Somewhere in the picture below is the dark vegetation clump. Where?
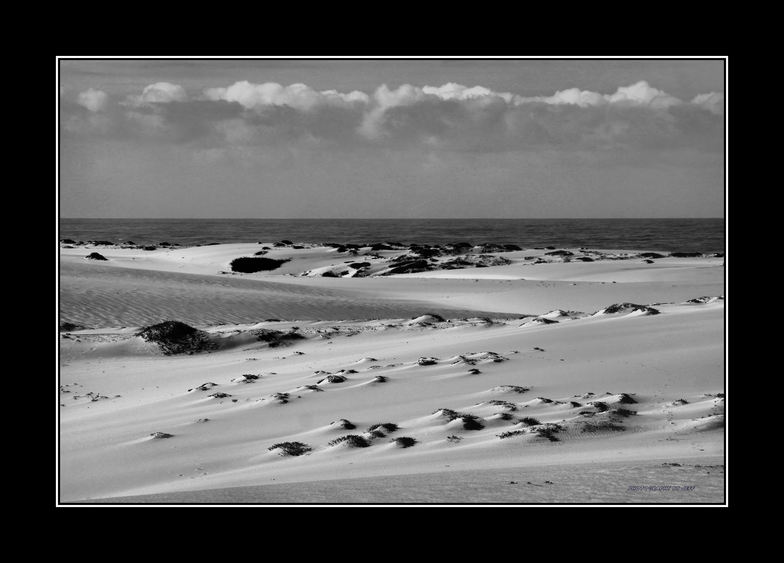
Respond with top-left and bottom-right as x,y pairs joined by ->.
372,375 -> 388,383
252,328 -> 305,347
417,357 -> 439,366
498,430 -> 527,439
638,252 -> 666,259
237,373 -> 260,382
488,400 -> 517,411
85,252 -> 108,260
368,423 -> 399,433
520,417 -> 541,426
610,408 -> 637,417
269,441 -> 312,456
367,430 -> 386,438
544,250 -> 573,256
328,435 -> 371,448
601,303 -> 659,315
230,256 -> 290,273
670,251 -> 702,258
616,393 -> 638,404
409,245 -> 441,259
333,419 -> 356,429
441,257 -> 472,268
143,245 -> 157,251
581,421 -> 625,433
384,259 -> 432,275
590,401 -> 610,412
300,384 -> 323,392
318,374 -> 347,384
433,408 -> 459,419
60,322 -> 84,332
61,238 -> 77,244
459,415 -> 485,430
446,435 -> 463,443
208,392 -> 231,399
392,437 -> 417,448
534,424 -> 562,442
495,412 -> 515,421
150,432 -> 173,439
188,382 -> 218,392
496,385 -> 529,394
270,392 -> 291,404
136,321 -> 215,355
254,250 -> 268,256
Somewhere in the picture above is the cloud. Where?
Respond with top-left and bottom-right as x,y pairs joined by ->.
535,87 -> 605,107
603,81 -> 681,108
61,80 -> 724,152
76,88 -> 108,112
128,82 -> 188,105
692,92 -> 724,115
203,81 -> 369,111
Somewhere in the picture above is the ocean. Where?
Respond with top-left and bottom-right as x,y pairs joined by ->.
58,218 -> 725,254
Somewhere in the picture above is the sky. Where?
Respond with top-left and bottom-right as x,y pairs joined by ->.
59,58 -> 725,219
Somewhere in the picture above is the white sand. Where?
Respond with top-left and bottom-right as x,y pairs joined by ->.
58,243 -> 725,503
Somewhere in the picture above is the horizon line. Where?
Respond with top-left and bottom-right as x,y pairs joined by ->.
59,217 -> 726,221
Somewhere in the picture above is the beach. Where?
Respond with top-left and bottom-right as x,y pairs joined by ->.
58,240 -> 725,503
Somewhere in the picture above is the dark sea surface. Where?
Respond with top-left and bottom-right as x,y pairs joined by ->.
59,218 -> 725,254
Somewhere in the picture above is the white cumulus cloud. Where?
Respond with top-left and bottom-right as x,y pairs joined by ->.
76,88 -> 108,112
604,81 -> 681,108
63,79 -> 724,151
127,82 -> 188,105
692,92 -> 724,115
203,81 -> 369,111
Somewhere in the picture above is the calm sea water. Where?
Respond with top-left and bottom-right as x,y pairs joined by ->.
58,218 -> 725,254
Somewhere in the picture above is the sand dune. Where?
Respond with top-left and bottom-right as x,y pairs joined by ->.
59,242 -> 725,503
60,304 -> 724,502
60,259 -> 515,327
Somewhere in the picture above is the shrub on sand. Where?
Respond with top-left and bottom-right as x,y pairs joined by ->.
460,415 -> 485,430
136,321 -> 215,355
252,328 -> 305,347
328,435 -> 371,448
392,437 -> 417,448
269,442 -> 312,456
230,256 -> 290,273
367,423 -> 399,433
